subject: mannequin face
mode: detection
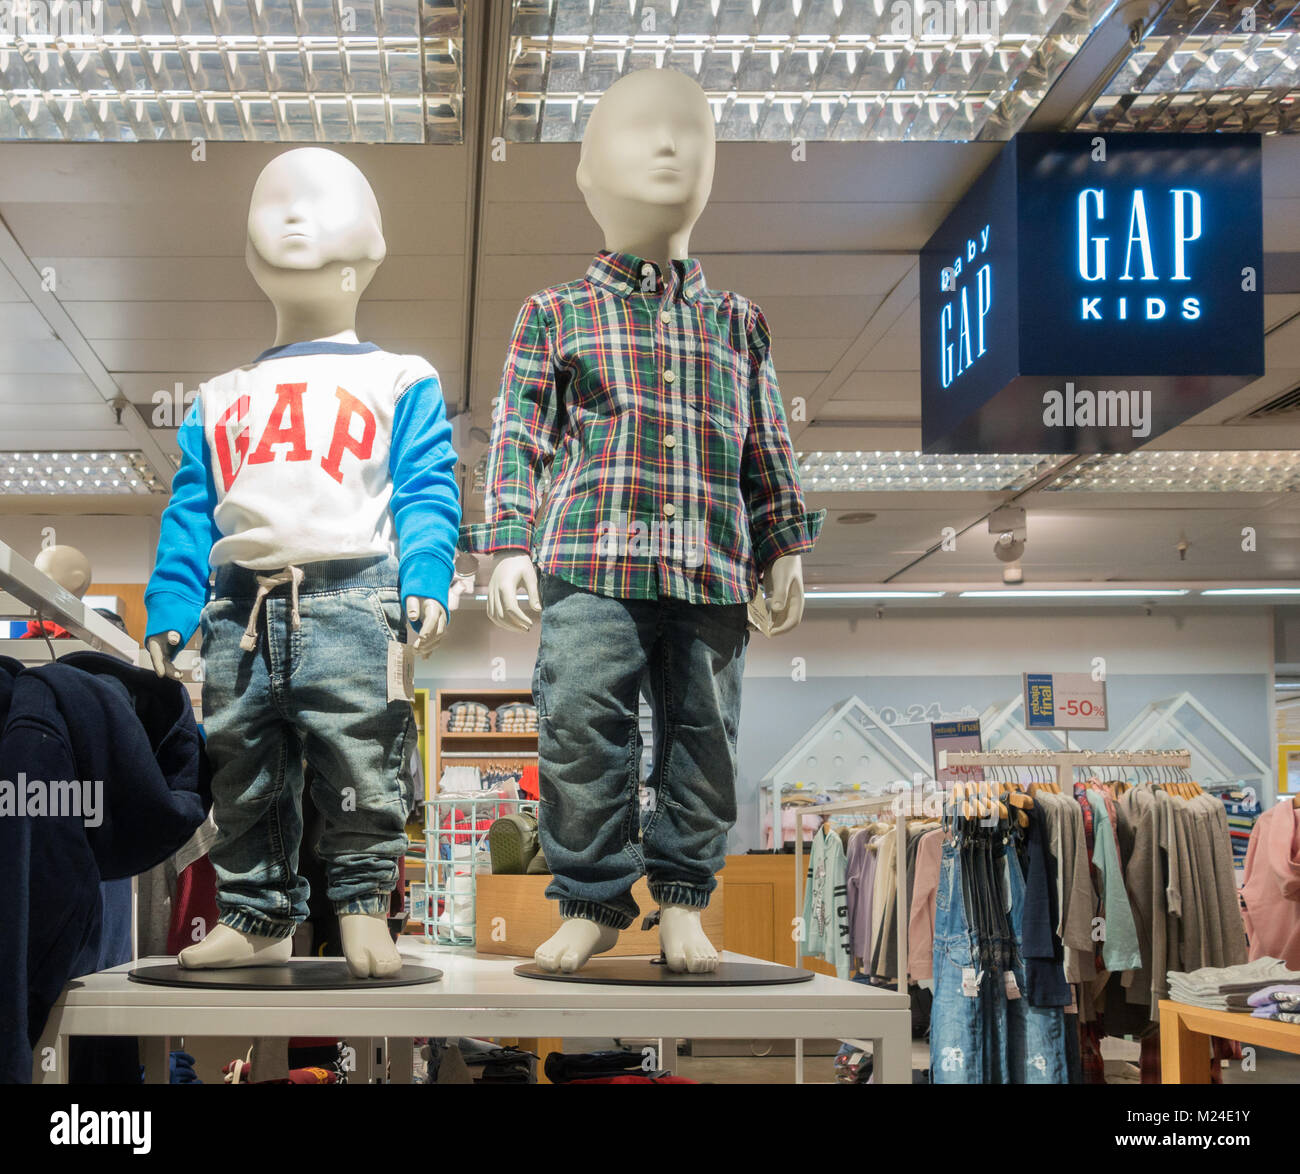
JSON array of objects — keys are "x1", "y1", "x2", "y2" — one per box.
[
  {"x1": 577, "y1": 69, "x2": 716, "y2": 254},
  {"x1": 246, "y1": 148, "x2": 386, "y2": 310}
]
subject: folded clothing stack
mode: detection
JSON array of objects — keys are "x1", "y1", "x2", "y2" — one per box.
[
  {"x1": 1168, "y1": 957, "x2": 1300, "y2": 1010},
  {"x1": 1247, "y1": 984, "x2": 1300, "y2": 1022},
  {"x1": 495, "y1": 701, "x2": 538, "y2": 732},
  {"x1": 446, "y1": 701, "x2": 491, "y2": 732}
]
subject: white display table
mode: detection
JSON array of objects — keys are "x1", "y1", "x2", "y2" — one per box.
[{"x1": 33, "y1": 942, "x2": 912, "y2": 1085}]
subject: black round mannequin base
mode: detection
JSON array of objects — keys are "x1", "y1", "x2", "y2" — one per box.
[
  {"x1": 126, "y1": 962, "x2": 443, "y2": 990},
  {"x1": 513, "y1": 958, "x2": 814, "y2": 986}
]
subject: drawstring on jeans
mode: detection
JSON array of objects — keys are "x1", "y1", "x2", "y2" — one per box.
[{"x1": 239, "y1": 565, "x2": 305, "y2": 652}]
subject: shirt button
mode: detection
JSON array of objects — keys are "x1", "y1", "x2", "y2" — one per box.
[
  {"x1": 664, "y1": 434, "x2": 676, "y2": 449},
  {"x1": 663, "y1": 370, "x2": 675, "y2": 384},
  {"x1": 660, "y1": 311, "x2": 671, "y2": 324},
  {"x1": 663, "y1": 503, "x2": 676, "y2": 518}
]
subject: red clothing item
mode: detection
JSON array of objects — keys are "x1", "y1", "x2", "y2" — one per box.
[
  {"x1": 21, "y1": 621, "x2": 70, "y2": 639},
  {"x1": 1242, "y1": 803, "x2": 1300, "y2": 968},
  {"x1": 166, "y1": 855, "x2": 220, "y2": 955}
]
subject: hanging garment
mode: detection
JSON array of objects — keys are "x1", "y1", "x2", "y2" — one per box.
[
  {"x1": 907, "y1": 828, "x2": 943, "y2": 986},
  {"x1": 0, "y1": 651, "x2": 210, "y2": 1083},
  {"x1": 800, "y1": 827, "x2": 851, "y2": 979},
  {"x1": 1242, "y1": 802, "x2": 1300, "y2": 968},
  {"x1": 1085, "y1": 790, "x2": 1142, "y2": 973}
]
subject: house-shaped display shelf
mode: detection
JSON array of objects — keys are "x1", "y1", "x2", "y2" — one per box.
[{"x1": 758, "y1": 695, "x2": 932, "y2": 846}]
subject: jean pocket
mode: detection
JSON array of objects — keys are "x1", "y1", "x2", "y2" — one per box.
[
  {"x1": 366, "y1": 588, "x2": 405, "y2": 644},
  {"x1": 531, "y1": 656, "x2": 549, "y2": 719}
]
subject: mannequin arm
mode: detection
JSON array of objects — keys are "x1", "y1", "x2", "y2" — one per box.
[
  {"x1": 459, "y1": 299, "x2": 561, "y2": 557},
  {"x1": 762, "y1": 554, "x2": 806, "y2": 636},
  {"x1": 144, "y1": 396, "x2": 220, "y2": 651},
  {"x1": 739, "y1": 302, "x2": 825, "y2": 573},
  {"x1": 484, "y1": 550, "x2": 541, "y2": 633},
  {"x1": 405, "y1": 597, "x2": 448, "y2": 655},
  {"x1": 390, "y1": 373, "x2": 459, "y2": 620}
]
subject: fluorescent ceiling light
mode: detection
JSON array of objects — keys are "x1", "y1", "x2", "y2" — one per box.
[
  {"x1": 1201, "y1": 588, "x2": 1300, "y2": 596},
  {"x1": 798, "y1": 451, "x2": 1061, "y2": 492},
  {"x1": 1049, "y1": 451, "x2": 1300, "y2": 493},
  {"x1": 504, "y1": 0, "x2": 1115, "y2": 142},
  {"x1": 0, "y1": 0, "x2": 463, "y2": 143},
  {"x1": 1080, "y1": 8, "x2": 1300, "y2": 134},
  {"x1": 808, "y1": 590, "x2": 946, "y2": 599},
  {"x1": 959, "y1": 589, "x2": 1191, "y2": 598},
  {"x1": 0, "y1": 450, "x2": 164, "y2": 495}
]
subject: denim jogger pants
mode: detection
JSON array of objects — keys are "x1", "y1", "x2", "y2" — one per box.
[
  {"x1": 200, "y1": 554, "x2": 415, "y2": 939},
  {"x1": 533, "y1": 574, "x2": 748, "y2": 930}
]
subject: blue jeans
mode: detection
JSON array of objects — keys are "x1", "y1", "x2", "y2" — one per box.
[
  {"x1": 1002, "y1": 845, "x2": 1069, "y2": 1083},
  {"x1": 533, "y1": 574, "x2": 748, "y2": 930},
  {"x1": 930, "y1": 838, "x2": 985, "y2": 1083},
  {"x1": 200, "y1": 554, "x2": 416, "y2": 939}
]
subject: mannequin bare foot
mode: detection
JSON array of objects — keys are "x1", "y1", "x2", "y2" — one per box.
[
  {"x1": 339, "y1": 912, "x2": 402, "y2": 978},
  {"x1": 659, "y1": 904, "x2": 718, "y2": 973},
  {"x1": 177, "y1": 924, "x2": 292, "y2": 969},
  {"x1": 534, "y1": 918, "x2": 619, "y2": 972}
]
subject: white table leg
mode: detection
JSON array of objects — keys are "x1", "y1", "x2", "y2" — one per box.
[
  {"x1": 794, "y1": 1037, "x2": 804, "y2": 1084},
  {"x1": 388, "y1": 1037, "x2": 414, "y2": 1084},
  {"x1": 873, "y1": 1014, "x2": 911, "y2": 1084},
  {"x1": 31, "y1": 1019, "x2": 67, "y2": 1084},
  {"x1": 142, "y1": 1036, "x2": 171, "y2": 1084}
]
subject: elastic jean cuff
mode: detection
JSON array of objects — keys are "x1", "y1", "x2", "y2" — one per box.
[
  {"x1": 335, "y1": 895, "x2": 394, "y2": 917},
  {"x1": 649, "y1": 882, "x2": 713, "y2": 911},
  {"x1": 219, "y1": 910, "x2": 297, "y2": 941},
  {"x1": 558, "y1": 900, "x2": 636, "y2": 931}
]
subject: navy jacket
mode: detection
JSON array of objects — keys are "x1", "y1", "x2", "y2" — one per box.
[{"x1": 0, "y1": 652, "x2": 209, "y2": 1083}]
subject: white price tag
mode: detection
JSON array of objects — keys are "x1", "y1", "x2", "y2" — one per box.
[{"x1": 387, "y1": 641, "x2": 415, "y2": 704}]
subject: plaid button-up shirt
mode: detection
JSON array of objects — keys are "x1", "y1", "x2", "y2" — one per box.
[{"x1": 459, "y1": 251, "x2": 824, "y2": 604}]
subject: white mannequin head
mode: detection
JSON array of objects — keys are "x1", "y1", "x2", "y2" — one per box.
[
  {"x1": 246, "y1": 147, "x2": 387, "y2": 346},
  {"x1": 34, "y1": 544, "x2": 92, "y2": 598},
  {"x1": 577, "y1": 69, "x2": 716, "y2": 266}
]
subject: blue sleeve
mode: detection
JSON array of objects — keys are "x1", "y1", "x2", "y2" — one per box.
[
  {"x1": 390, "y1": 374, "x2": 461, "y2": 613},
  {"x1": 144, "y1": 396, "x2": 220, "y2": 645}
]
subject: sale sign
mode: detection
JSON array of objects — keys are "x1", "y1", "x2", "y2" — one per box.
[
  {"x1": 1023, "y1": 672, "x2": 1108, "y2": 731},
  {"x1": 932, "y1": 719, "x2": 984, "y2": 785}
]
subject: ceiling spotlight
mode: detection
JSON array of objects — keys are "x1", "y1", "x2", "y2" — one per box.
[{"x1": 995, "y1": 532, "x2": 1025, "y2": 562}]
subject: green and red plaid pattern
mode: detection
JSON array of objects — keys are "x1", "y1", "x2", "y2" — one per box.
[{"x1": 459, "y1": 251, "x2": 824, "y2": 603}]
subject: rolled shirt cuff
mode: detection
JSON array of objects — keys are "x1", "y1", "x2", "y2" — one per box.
[
  {"x1": 144, "y1": 589, "x2": 205, "y2": 648},
  {"x1": 751, "y1": 508, "x2": 827, "y2": 573},
  {"x1": 399, "y1": 552, "x2": 454, "y2": 612},
  {"x1": 458, "y1": 518, "x2": 533, "y2": 555}
]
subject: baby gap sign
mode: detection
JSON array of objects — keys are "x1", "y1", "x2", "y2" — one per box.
[{"x1": 920, "y1": 133, "x2": 1263, "y2": 453}]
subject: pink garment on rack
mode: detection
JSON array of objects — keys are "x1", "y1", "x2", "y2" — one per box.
[
  {"x1": 763, "y1": 809, "x2": 822, "y2": 850},
  {"x1": 907, "y1": 828, "x2": 944, "y2": 983},
  {"x1": 1242, "y1": 802, "x2": 1300, "y2": 968}
]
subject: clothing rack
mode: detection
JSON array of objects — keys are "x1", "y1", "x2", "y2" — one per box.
[
  {"x1": 792, "y1": 791, "x2": 911, "y2": 996},
  {"x1": 937, "y1": 749, "x2": 1193, "y2": 788},
  {"x1": 0, "y1": 539, "x2": 139, "y2": 664}
]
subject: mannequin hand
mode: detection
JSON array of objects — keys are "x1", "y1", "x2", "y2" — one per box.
[
  {"x1": 405, "y1": 597, "x2": 447, "y2": 656},
  {"x1": 486, "y1": 551, "x2": 540, "y2": 632},
  {"x1": 762, "y1": 554, "x2": 806, "y2": 637},
  {"x1": 146, "y1": 631, "x2": 185, "y2": 680}
]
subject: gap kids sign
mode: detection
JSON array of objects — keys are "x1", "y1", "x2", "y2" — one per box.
[{"x1": 920, "y1": 133, "x2": 1263, "y2": 453}]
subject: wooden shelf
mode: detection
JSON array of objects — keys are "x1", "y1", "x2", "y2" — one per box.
[
  {"x1": 432, "y1": 687, "x2": 539, "y2": 797},
  {"x1": 441, "y1": 731, "x2": 538, "y2": 740}
]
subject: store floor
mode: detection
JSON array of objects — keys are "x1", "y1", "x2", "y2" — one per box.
[{"x1": 602, "y1": 1038, "x2": 1300, "y2": 1085}]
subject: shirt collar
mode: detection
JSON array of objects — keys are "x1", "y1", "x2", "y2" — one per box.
[
  {"x1": 254, "y1": 340, "x2": 381, "y2": 363},
  {"x1": 586, "y1": 251, "x2": 707, "y2": 304}
]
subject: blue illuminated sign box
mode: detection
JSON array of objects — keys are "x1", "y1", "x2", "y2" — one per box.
[{"x1": 920, "y1": 133, "x2": 1264, "y2": 453}]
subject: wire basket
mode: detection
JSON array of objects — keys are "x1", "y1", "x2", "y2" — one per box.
[{"x1": 423, "y1": 793, "x2": 538, "y2": 945}]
